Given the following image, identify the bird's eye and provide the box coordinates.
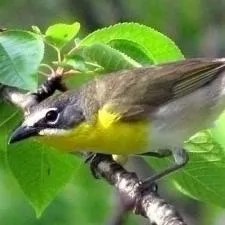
[45,110,59,123]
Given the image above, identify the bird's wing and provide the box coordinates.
[171,59,225,98]
[96,58,225,120]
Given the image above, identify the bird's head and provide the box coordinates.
[9,90,86,144]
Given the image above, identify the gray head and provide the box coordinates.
[9,90,85,143]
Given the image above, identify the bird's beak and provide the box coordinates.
[9,125,39,144]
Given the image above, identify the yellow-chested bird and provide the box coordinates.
[9,58,225,182]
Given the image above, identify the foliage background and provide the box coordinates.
[0,1,225,225]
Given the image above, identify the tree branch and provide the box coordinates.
[91,154,187,225]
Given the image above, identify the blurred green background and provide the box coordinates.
[1,0,225,225]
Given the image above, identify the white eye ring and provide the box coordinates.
[45,108,60,124]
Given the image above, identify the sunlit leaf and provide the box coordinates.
[8,141,77,217]
[0,102,19,168]
[0,30,44,91]
[211,111,225,148]
[79,22,184,63]
[63,55,89,72]
[148,131,225,207]
[109,39,154,65]
[45,23,80,48]
[82,43,141,72]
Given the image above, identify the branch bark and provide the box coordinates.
[91,154,187,225]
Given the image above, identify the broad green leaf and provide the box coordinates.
[148,131,225,207]
[68,165,115,225]
[82,43,141,72]
[63,55,90,73]
[7,140,77,217]
[0,30,44,91]
[79,22,184,63]
[0,103,76,216]
[0,102,19,168]
[45,23,80,48]
[63,54,101,88]
[211,111,225,148]
[0,101,77,216]
[65,72,97,89]
[109,39,154,65]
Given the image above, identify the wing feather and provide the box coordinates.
[95,58,225,120]
[173,64,225,98]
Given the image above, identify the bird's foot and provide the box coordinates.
[137,180,158,195]
[84,153,110,179]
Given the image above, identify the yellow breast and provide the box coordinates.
[41,105,150,155]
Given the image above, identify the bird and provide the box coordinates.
[8,58,225,183]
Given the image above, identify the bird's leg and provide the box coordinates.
[84,152,97,164]
[84,152,99,178]
[139,149,171,158]
[139,148,189,191]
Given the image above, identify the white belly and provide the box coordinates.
[149,73,225,151]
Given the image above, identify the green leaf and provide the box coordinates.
[7,141,77,217]
[0,102,76,216]
[79,22,184,63]
[45,23,80,48]
[0,30,44,91]
[148,131,225,207]
[81,43,141,72]
[211,111,225,148]
[109,39,154,65]
[63,55,90,73]
[0,102,19,168]
[65,72,97,89]
[69,165,115,225]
